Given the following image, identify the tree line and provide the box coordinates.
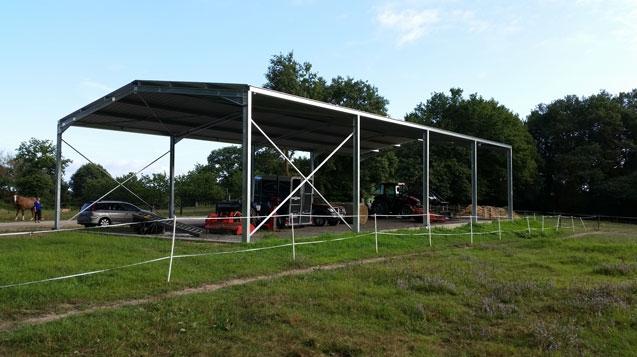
[1,52,635,216]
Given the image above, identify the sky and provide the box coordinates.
[1,0,635,179]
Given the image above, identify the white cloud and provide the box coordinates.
[376,6,440,46]
[79,79,112,93]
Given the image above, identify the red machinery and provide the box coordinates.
[413,207,448,223]
[204,201,255,235]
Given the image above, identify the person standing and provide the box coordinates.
[34,197,42,223]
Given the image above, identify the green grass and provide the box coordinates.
[0,219,636,355]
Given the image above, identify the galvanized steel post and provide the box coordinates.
[241,90,253,243]
[471,141,478,223]
[168,136,176,218]
[507,148,513,219]
[353,115,361,233]
[422,130,430,228]
[54,126,63,230]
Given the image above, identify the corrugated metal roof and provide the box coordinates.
[59,80,511,153]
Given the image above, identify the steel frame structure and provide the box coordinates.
[54,80,514,243]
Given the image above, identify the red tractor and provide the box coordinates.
[370,182,447,223]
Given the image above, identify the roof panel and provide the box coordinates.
[58,80,511,152]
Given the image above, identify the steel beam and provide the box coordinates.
[54,127,63,230]
[471,141,478,223]
[168,136,176,218]
[241,90,252,243]
[250,87,512,149]
[422,130,430,227]
[507,148,513,219]
[353,115,361,233]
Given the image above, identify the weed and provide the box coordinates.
[593,262,636,276]
[532,319,582,352]
[481,296,517,317]
[569,283,634,315]
[397,275,457,295]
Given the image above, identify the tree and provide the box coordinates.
[527,90,637,215]
[263,51,393,201]
[70,163,111,205]
[0,151,14,194]
[403,89,538,207]
[206,146,243,199]
[264,51,327,99]
[12,138,71,202]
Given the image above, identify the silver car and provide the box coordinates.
[77,201,147,227]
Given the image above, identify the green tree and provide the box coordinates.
[527,90,637,215]
[0,151,14,194]
[206,146,243,199]
[403,89,538,207]
[70,163,111,205]
[13,138,71,202]
[263,51,393,201]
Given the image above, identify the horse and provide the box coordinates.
[13,194,36,221]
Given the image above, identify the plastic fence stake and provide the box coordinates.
[571,216,575,233]
[428,222,432,247]
[556,215,561,231]
[469,216,473,245]
[580,217,586,231]
[526,216,531,236]
[541,216,545,233]
[291,213,296,261]
[497,216,502,240]
[374,213,378,254]
[167,216,177,283]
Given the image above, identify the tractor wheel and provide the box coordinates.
[400,206,413,219]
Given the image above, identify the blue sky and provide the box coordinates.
[1,0,635,178]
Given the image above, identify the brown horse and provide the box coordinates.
[14,194,36,221]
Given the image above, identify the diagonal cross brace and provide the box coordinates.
[251,119,351,230]
[62,139,153,210]
[250,132,354,237]
[69,150,170,221]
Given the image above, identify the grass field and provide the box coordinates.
[0,218,635,355]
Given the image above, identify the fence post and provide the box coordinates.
[374,213,378,254]
[497,216,502,240]
[556,215,561,231]
[291,213,296,261]
[167,216,178,283]
[428,219,432,247]
[469,216,473,245]
[526,216,531,236]
[541,215,545,234]
[571,216,575,233]
[597,215,600,231]
[579,217,586,231]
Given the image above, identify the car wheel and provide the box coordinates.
[313,216,327,226]
[98,218,111,226]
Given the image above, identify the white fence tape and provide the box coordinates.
[0,213,591,289]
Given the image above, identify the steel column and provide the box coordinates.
[353,115,361,233]
[471,141,478,223]
[168,136,176,218]
[241,90,253,243]
[54,126,63,230]
[422,131,430,227]
[507,148,513,219]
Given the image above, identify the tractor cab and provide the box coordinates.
[371,182,421,216]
